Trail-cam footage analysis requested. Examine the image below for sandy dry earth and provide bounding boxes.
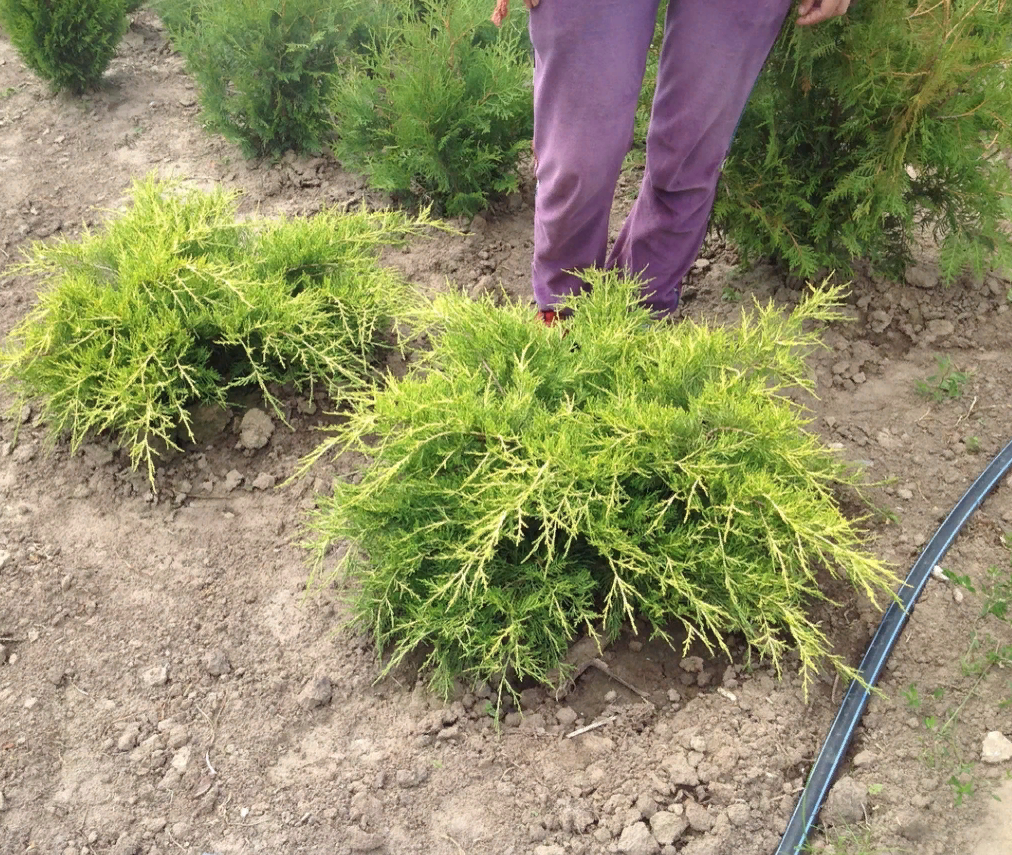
[2,11,1012,855]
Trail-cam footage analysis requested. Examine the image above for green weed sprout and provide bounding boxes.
[304,271,897,700]
[0,176,435,481]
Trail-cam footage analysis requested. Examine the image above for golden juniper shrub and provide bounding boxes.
[305,272,897,701]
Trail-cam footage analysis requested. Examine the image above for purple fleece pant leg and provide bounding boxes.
[530,0,793,315]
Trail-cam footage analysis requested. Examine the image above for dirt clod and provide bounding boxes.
[298,674,332,709]
[203,648,231,676]
[141,664,168,687]
[822,775,867,826]
[618,820,660,855]
[238,408,274,450]
[650,810,689,844]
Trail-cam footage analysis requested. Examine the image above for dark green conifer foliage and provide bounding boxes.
[330,0,533,217]
[0,0,128,94]
[716,0,1012,281]
[164,0,368,157]
[633,1,1012,281]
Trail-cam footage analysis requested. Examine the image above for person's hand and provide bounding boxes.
[492,0,539,28]
[796,0,850,26]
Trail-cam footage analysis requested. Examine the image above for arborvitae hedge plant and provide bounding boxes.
[330,0,533,217]
[305,272,897,701]
[164,0,369,157]
[0,0,129,94]
[0,177,435,480]
[715,0,1012,281]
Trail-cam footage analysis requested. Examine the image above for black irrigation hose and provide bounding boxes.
[776,436,1012,855]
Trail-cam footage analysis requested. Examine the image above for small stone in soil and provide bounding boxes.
[684,802,712,832]
[981,731,1012,764]
[298,675,333,709]
[395,769,421,788]
[251,472,276,490]
[141,664,169,687]
[203,648,231,676]
[117,724,141,751]
[617,820,660,855]
[821,776,867,826]
[725,803,750,827]
[650,810,689,845]
[679,656,704,673]
[346,828,385,852]
[852,750,878,768]
[223,470,243,492]
[238,408,274,450]
[556,706,578,726]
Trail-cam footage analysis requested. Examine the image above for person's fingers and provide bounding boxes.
[492,0,509,27]
[523,0,540,10]
[797,0,849,26]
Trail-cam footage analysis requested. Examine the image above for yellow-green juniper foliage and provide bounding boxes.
[0,176,434,480]
[305,272,897,699]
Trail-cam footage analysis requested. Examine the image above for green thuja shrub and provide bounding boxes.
[0,177,435,480]
[169,0,369,157]
[330,0,533,216]
[0,0,128,94]
[715,0,1012,280]
[305,272,897,699]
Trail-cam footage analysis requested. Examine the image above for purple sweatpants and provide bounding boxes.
[530,0,793,315]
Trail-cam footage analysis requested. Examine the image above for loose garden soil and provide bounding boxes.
[2,12,1012,855]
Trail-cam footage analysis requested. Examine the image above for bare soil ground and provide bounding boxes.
[2,12,1012,855]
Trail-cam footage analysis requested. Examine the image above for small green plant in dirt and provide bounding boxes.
[164,0,371,157]
[0,176,436,480]
[304,272,897,701]
[330,0,533,216]
[902,683,921,711]
[915,355,968,402]
[948,764,977,806]
[0,0,129,94]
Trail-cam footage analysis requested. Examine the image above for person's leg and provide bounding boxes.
[529,0,661,313]
[607,0,793,315]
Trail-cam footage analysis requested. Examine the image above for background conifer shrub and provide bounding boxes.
[165,0,369,157]
[630,2,1012,281]
[715,0,1012,281]
[330,0,533,217]
[0,177,434,480]
[305,273,897,700]
[0,0,129,94]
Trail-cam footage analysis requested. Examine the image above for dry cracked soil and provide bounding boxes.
[2,11,1012,855]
